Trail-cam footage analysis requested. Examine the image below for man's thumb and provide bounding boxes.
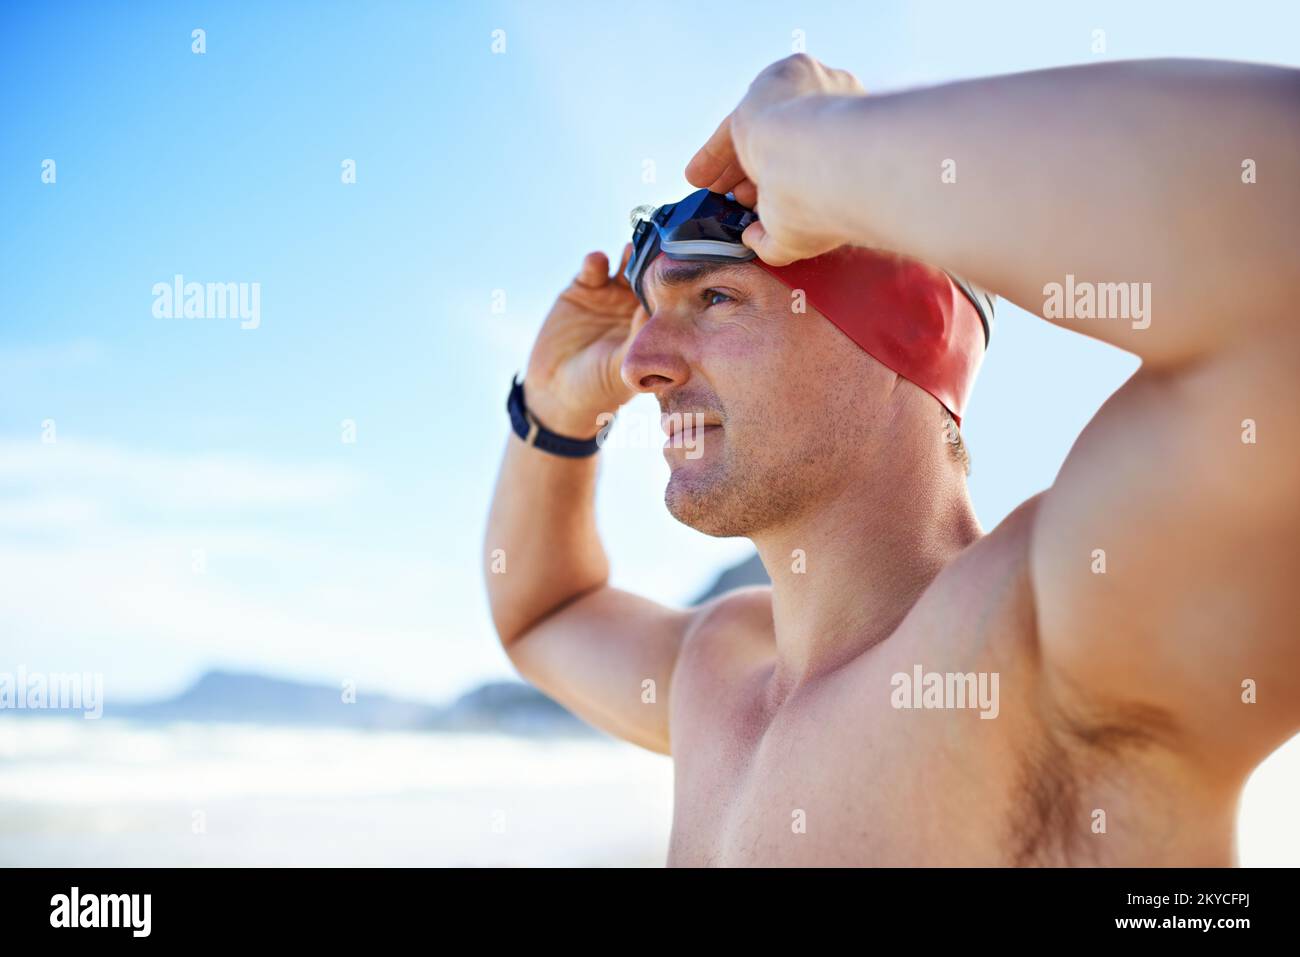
[742,220,795,267]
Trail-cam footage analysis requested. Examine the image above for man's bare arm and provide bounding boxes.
[753,58,1299,362]
[717,57,1300,770]
[484,432,695,755]
[482,248,699,755]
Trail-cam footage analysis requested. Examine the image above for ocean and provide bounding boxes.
[0,720,674,867]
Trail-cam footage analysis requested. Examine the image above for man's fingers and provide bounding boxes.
[741,220,795,267]
[685,112,738,189]
[731,178,758,208]
[574,250,610,288]
[613,242,633,285]
[703,161,750,197]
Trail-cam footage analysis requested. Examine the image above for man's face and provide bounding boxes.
[623,255,897,537]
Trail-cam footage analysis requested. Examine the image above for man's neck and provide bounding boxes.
[752,462,981,702]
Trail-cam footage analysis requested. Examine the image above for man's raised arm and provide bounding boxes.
[722,57,1299,361]
[483,246,695,755]
[701,56,1300,773]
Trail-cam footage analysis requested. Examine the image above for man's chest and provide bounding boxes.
[662,573,1218,867]
[665,651,1023,866]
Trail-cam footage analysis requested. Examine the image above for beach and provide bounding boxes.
[0,720,673,867]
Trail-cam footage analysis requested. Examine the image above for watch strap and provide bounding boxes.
[507,376,604,458]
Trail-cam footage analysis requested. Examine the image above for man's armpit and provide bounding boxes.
[1005,676,1185,866]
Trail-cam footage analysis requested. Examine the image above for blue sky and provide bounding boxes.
[2,0,1297,704]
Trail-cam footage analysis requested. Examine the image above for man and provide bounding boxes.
[484,56,1299,865]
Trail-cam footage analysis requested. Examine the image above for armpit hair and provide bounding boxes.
[1007,694,1181,867]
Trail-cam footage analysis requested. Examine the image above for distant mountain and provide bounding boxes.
[3,555,769,736]
[112,670,429,729]
[432,680,590,737]
[102,670,598,738]
[693,552,769,604]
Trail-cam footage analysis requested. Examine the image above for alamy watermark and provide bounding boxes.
[152,274,261,330]
[596,409,708,459]
[50,887,150,937]
[890,664,999,719]
[1043,274,1151,330]
[0,666,103,719]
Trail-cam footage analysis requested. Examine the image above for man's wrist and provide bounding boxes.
[517,382,609,442]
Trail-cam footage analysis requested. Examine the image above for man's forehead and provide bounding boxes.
[643,256,758,293]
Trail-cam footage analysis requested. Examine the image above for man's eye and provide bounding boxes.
[701,288,734,307]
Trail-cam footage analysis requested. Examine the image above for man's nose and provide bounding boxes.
[621,315,691,394]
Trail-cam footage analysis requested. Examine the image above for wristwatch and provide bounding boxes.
[506,375,605,458]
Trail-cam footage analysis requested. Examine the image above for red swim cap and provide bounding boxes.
[755,247,989,424]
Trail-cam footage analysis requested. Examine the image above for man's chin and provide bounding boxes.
[664,469,744,538]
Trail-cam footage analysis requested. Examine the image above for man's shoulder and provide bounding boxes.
[683,585,774,652]
[985,490,1048,550]
[946,491,1046,582]
[909,491,1048,652]
[691,584,773,630]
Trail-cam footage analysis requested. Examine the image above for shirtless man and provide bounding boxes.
[484,56,1300,866]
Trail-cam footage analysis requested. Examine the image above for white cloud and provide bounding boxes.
[0,437,507,703]
[0,338,104,375]
[0,439,359,512]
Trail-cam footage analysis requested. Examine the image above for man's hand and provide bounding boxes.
[523,243,645,437]
[685,54,866,266]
